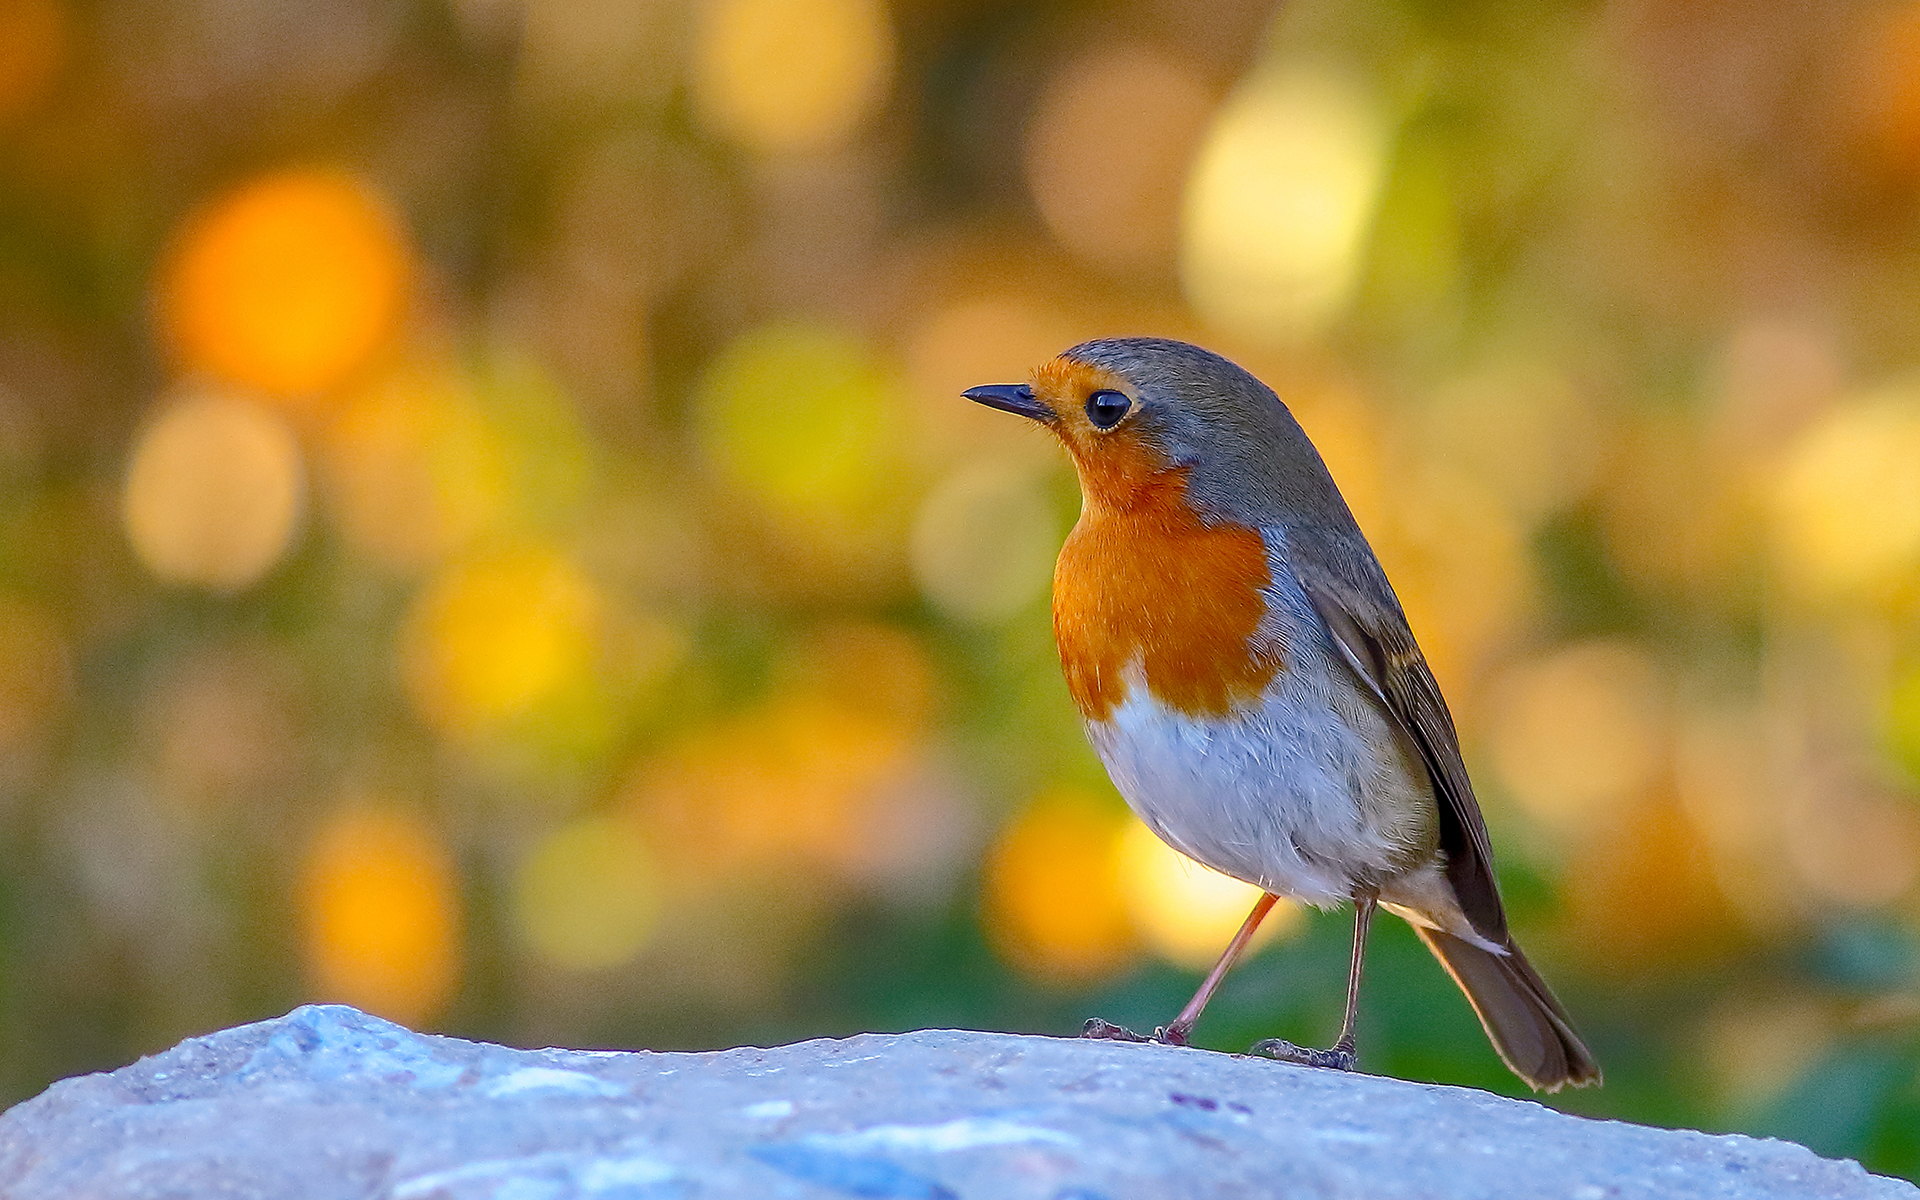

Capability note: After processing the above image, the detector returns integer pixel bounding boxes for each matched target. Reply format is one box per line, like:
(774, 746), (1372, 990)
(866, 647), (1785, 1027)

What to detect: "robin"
(965, 337), (1600, 1092)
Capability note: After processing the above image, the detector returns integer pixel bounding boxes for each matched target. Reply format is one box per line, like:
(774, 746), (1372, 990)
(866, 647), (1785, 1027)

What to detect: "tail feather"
(1415, 927), (1601, 1092)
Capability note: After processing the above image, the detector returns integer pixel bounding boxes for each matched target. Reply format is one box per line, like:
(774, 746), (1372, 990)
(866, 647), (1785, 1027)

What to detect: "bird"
(964, 336), (1600, 1092)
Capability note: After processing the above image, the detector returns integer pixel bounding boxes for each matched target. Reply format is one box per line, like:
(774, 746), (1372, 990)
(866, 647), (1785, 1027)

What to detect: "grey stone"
(0, 1004), (1909, 1199)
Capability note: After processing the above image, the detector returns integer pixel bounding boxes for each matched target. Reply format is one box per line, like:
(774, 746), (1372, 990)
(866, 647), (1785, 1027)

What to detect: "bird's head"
(965, 336), (1331, 525)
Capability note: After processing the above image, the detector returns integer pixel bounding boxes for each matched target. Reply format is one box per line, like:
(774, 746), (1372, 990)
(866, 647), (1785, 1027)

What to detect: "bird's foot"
(1250, 1038), (1356, 1072)
(1082, 1018), (1190, 1047)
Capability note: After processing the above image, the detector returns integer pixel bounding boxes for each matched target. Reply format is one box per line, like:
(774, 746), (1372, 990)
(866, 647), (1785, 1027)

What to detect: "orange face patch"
(1035, 356), (1280, 721)
(1030, 358), (1160, 512)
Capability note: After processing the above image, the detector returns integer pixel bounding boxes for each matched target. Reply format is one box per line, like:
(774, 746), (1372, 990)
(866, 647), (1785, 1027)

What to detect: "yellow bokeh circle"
(695, 321), (912, 558)
(399, 547), (603, 735)
(631, 694), (922, 892)
(321, 366), (510, 570)
(1182, 64), (1389, 343)
(693, 0), (894, 153)
(513, 814), (663, 970)
(910, 458), (1060, 623)
(1116, 820), (1297, 970)
(1772, 384), (1920, 597)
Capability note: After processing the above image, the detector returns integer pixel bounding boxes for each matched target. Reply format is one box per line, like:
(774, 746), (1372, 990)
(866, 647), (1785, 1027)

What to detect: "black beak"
(963, 383), (1053, 423)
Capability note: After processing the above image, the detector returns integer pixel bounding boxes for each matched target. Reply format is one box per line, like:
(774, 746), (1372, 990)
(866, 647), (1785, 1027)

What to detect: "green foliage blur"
(1, 0), (1919, 1182)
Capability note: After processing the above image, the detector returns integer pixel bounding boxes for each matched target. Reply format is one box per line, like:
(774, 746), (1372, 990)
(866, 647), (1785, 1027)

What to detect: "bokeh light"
(1698, 991), (1835, 1115)
(1772, 382), (1920, 598)
(319, 365), (509, 570)
(1598, 411), (1752, 603)
(630, 691), (939, 896)
(981, 791), (1137, 985)
(1024, 44), (1216, 276)
(905, 296), (1097, 467)
(158, 171), (409, 397)
(299, 806), (462, 1025)
(695, 321), (915, 573)
(514, 0), (681, 107)
(1710, 318), (1844, 460)
(1420, 361), (1601, 523)
(1117, 819), (1299, 970)
(1560, 798), (1737, 970)
(692, 0), (894, 154)
(399, 547), (603, 735)
(1181, 63), (1390, 343)
(143, 642), (303, 811)
(1780, 775), (1920, 909)
(122, 388), (305, 590)
(910, 457), (1060, 623)
(1851, 3), (1920, 174)
(1489, 640), (1666, 834)
(514, 814), (663, 971)
(1671, 705), (1792, 935)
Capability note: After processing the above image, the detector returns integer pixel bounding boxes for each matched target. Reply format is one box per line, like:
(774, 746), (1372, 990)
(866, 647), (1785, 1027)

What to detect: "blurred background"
(0, 0), (1918, 1178)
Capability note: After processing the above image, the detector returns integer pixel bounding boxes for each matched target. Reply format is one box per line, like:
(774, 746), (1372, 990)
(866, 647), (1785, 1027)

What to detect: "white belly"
(1084, 608), (1433, 908)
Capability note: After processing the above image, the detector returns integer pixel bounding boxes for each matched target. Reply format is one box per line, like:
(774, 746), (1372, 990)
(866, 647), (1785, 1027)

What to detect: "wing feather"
(1298, 570), (1508, 942)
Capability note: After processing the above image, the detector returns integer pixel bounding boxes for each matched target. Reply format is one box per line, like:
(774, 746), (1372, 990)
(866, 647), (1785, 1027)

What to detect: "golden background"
(0, 0), (1917, 1175)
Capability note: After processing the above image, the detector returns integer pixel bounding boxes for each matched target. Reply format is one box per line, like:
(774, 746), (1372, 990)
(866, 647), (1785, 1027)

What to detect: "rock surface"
(0, 1004), (1910, 1199)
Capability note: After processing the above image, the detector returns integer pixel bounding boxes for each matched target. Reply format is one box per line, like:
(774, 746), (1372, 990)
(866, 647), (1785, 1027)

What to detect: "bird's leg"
(1253, 889), (1377, 1071)
(1083, 892), (1279, 1047)
(1158, 891), (1279, 1046)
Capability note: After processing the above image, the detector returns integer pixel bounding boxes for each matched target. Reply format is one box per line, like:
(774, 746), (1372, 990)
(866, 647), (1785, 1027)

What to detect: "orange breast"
(1052, 469), (1281, 723)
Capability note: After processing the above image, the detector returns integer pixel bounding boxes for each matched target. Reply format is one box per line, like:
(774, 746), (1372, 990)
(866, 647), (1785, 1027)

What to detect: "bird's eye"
(1085, 390), (1131, 430)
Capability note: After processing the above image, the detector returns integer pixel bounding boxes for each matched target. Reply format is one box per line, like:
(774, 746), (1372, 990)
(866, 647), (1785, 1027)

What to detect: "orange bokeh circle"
(158, 170), (410, 398)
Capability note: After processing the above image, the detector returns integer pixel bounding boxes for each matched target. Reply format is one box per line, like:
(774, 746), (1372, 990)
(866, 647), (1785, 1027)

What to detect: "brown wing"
(1298, 572), (1508, 942)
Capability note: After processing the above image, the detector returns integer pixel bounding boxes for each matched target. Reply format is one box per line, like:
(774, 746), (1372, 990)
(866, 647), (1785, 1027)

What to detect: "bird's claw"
(1082, 1018), (1189, 1047)
(1082, 1018), (1149, 1043)
(1250, 1037), (1357, 1072)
